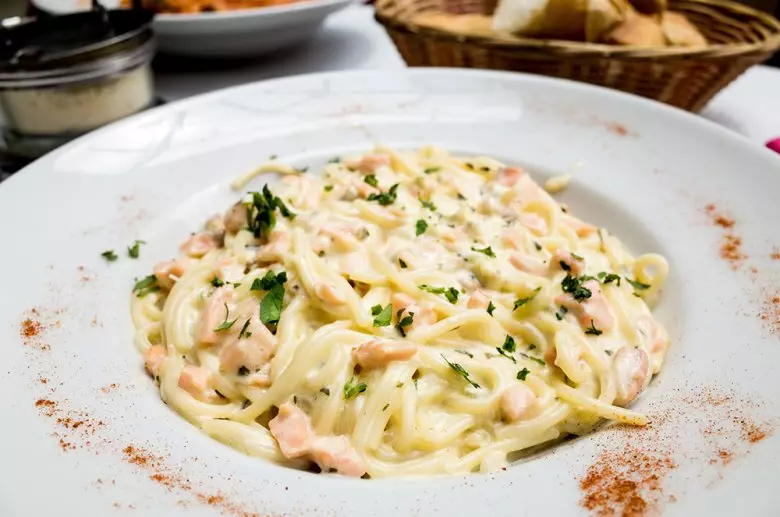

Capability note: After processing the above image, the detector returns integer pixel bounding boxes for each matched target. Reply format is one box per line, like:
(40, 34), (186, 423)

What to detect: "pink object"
(766, 138), (780, 154)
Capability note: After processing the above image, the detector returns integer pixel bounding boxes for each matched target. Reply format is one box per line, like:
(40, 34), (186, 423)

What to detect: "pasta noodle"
(131, 147), (671, 477)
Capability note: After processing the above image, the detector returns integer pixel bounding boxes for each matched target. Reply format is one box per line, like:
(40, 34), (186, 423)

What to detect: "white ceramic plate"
(31, 0), (353, 57)
(2, 69), (779, 517)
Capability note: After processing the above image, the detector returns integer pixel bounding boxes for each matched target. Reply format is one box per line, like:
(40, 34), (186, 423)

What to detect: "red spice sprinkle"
(704, 204), (746, 270)
(759, 293), (780, 336)
(770, 248), (780, 260)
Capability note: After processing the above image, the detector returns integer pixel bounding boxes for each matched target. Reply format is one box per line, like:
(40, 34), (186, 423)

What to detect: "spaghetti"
(131, 147), (670, 477)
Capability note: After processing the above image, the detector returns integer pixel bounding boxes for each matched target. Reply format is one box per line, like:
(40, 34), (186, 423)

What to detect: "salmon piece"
(218, 318), (276, 374)
(255, 231), (290, 263)
(520, 213), (548, 236)
(497, 166), (525, 187)
(346, 154), (390, 174)
(178, 365), (218, 403)
(555, 280), (615, 333)
(224, 203), (248, 234)
(636, 314), (669, 357)
(195, 286), (234, 346)
(143, 345), (167, 379)
(309, 436), (367, 477)
(552, 249), (585, 275)
(153, 258), (189, 291)
(509, 253), (549, 277)
(315, 283), (347, 305)
(502, 228), (524, 250)
(205, 214), (225, 235)
(467, 290), (490, 310)
(352, 339), (417, 370)
(269, 403), (315, 459)
(562, 214), (597, 237)
(391, 293), (437, 331)
(180, 232), (219, 257)
(500, 383), (537, 422)
(612, 347), (651, 406)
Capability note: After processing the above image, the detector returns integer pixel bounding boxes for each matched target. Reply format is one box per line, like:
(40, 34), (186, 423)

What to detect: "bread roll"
(603, 10), (665, 46)
(662, 11), (707, 46)
(586, 0), (629, 42)
(629, 0), (666, 15)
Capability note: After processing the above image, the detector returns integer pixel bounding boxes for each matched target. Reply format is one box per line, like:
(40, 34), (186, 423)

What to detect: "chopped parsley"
(598, 272), (621, 286)
(487, 301), (496, 316)
(237, 366), (250, 376)
(455, 349), (474, 358)
(245, 185), (296, 239)
(328, 157), (341, 164)
(398, 258), (408, 269)
(495, 347), (517, 363)
(626, 278), (651, 291)
(517, 368), (530, 381)
(324, 185), (334, 192)
(441, 355), (480, 389)
(211, 277), (225, 288)
(502, 335), (517, 352)
(367, 183), (399, 206)
(534, 242), (543, 251)
(415, 219), (428, 236)
(419, 285), (459, 304)
(127, 240), (145, 259)
(520, 353), (546, 366)
(371, 303), (392, 327)
(471, 246), (496, 258)
(238, 319), (253, 339)
(555, 306), (568, 321)
(513, 287), (541, 311)
(343, 377), (367, 399)
(396, 382), (404, 388)
(561, 274), (592, 302)
(364, 174), (379, 187)
(424, 167), (440, 174)
(420, 198), (436, 211)
(132, 275), (159, 297)
(320, 387), (331, 396)
(585, 320), (603, 336)
(382, 403), (390, 411)
(396, 310), (414, 337)
(251, 270), (287, 327)
(570, 252), (584, 261)
(559, 260), (572, 272)
(214, 303), (237, 332)
(101, 250), (118, 262)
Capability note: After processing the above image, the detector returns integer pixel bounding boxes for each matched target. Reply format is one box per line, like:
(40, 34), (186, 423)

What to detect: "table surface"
(1, 2), (778, 183)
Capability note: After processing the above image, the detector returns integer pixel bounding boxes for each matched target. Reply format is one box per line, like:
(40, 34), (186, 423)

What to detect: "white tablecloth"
(154, 4), (780, 147)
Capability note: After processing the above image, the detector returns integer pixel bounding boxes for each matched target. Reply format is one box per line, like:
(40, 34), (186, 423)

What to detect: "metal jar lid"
(0, 8), (156, 89)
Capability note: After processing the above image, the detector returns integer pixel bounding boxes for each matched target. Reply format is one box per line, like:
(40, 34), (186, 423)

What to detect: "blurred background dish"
(32, 0), (354, 57)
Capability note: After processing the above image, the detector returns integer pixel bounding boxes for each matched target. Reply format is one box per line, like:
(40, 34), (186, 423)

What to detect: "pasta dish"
(121, 0), (303, 14)
(131, 147), (670, 478)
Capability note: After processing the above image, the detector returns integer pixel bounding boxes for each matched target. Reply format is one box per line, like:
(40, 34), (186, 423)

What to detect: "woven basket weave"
(375, 0), (780, 111)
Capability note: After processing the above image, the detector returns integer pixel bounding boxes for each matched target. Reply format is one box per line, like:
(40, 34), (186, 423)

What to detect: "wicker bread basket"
(375, 0), (780, 111)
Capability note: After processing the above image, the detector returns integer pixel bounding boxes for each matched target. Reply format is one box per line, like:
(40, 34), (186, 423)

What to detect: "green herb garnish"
(513, 287), (541, 311)
(132, 275), (159, 297)
(487, 301), (496, 316)
(398, 258), (408, 269)
(127, 240), (145, 259)
(455, 349), (474, 358)
(343, 377), (367, 399)
(324, 185), (334, 192)
(245, 185), (296, 239)
(320, 387), (330, 395)
(534, 242), (543, 251)
(371, 303), (392, 327)
(626, 278), (651, 291)
(441, 355), (480, 388)
(237, 366), (250, 376)
(211, 277), (225, 288)
(396, 310), (414, 337)
(214, 302), (237, 332)
(496, 347), (517, 363)
(585, 320), (602, 336)
(502, 335), (516, 352)
(415, 219), (428, 236)
(420, 198), (436, 211)
(555, 306), (568, 321)
(471, 246), (496, 258)
(238, 319), (252, 339)
(367, 183), (399, 206)
(419, 285), (459, 304)
(561, 274), (592, 302)
(517, 368), (530, 381)
(251, 270), (287, 327)
(101, 250), (118, 262)
(424, 167), (440, 174)
(364, 174), (379, 187)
